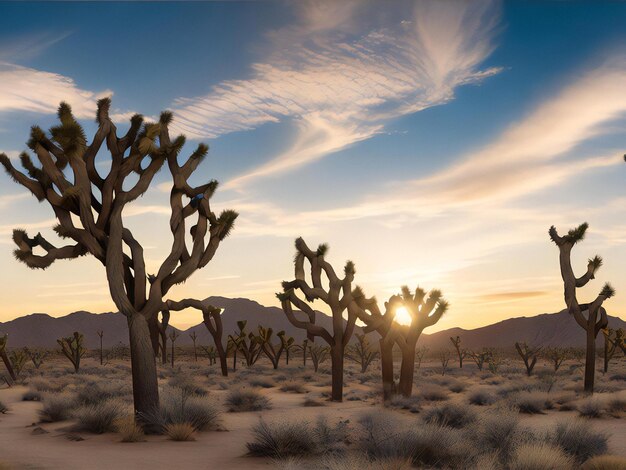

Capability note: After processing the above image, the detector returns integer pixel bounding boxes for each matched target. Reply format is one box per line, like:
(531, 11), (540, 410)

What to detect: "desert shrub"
(606, 394), (626, 415)
(165, 423), (196, 441)
(249, 378), (275, 389)
(313, 416), (349, 454)
(509, 443), (574, 470)
(471, 410), (523, 460)
(448, 380), (466, 393)
(247, 419), (318, 458)
(0, 400), (7, 414)
(578, 397), (604, 418)
(115, 416), (145, 442)
(388, 395), (421, 413)
(508, 391), (551, 414)
(76, 380), (131, 406)
(141, 389), (219, 433)
(317, 454), (412, 470)
(608, 373), (626, 382)
(39, 393), (77, 422)
(303, 398), (324, 407)
(550, 419), (608, 462)
(468, 387), (497, 406)
(423, 403), (477, 429)
(581, 455), (626, 470)
(226, 389), (272, 412)
(73, 400), (125, 434)
(28, 378), (64, 393)
(419, 384), (449, 401)
(280, 382), (306, 394)
(168, 371), (207, 397)
(22, 389), (43, 402)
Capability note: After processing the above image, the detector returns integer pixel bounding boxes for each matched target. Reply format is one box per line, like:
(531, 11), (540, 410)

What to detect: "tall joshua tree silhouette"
(549, 223), (613, 394)
(0, 99), (238, 418)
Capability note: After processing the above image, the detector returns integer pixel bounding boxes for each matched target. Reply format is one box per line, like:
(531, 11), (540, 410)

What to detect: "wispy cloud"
(170, 0), (501, 188)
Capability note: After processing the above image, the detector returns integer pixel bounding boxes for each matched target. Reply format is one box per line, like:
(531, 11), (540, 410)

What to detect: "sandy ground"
(1, 357), (625, 469)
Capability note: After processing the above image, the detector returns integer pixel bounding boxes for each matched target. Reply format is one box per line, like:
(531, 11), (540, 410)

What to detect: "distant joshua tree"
(201, 345), (218, 365)
(189, 331), (199, 362)
(439, 350), (451, 376)
(26, 348), (48, 369)
(97, 330), (104, 365)
(279, 332), (295, 365)
(58, 331), (86, 372)
(168, 329), (180, 367)
(1, 100), (238, 417)
(469, 349), (491, 371)
(415, 347), (428, 369)
(296, 339), (309, 367)
(278, 238), (361, 402)
(346, 333), (379, 373)
(549, 223), (614, 394)
(543, 347), (571, 372)
(602, 328), (625, 373)
(254, 327), (287, 369)
(0, 335), (16, 381)
(450, 336), (467, 368)
(9, 349), (28, 377)
(515, 342), (542, 376)
(309, 344), (329, 372)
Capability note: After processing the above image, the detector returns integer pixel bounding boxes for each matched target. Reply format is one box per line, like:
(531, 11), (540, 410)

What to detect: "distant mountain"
(0, 297), (624, 350)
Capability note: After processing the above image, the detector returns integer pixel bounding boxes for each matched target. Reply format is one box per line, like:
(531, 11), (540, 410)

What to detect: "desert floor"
(1, 355), (625, 469)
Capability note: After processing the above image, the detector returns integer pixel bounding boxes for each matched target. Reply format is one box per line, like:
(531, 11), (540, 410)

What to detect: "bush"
(39, 393), (77, 422)
(76, 380), (131, 405)
(578, 397), (604, 418)
(423, 403), (477, 429)
(22, 389), (43, 402)
(140, 389), (219, 433)
(280, 382), (306, 394)
(303, 398), (324, 407)
(419, 384), (449, 401)
(115, 416), (145, 442)
(581, 455), (626, 470)
(388, 395), (421, 413)
(73, 400), (125, 434)
(247, 419), (317, 458)
(550, 419), (609, 462)
(471, 410), (522, 460)
(448, 380), (466, 393)
(606, 395), (626, 415)
(468, 387), (496, 406)
(608, 373), (626, 382)
(317, 454), (412, 470)
(226, 389), (272, 412)
(249, 378), (275, 389)
(168, 372), (207, 397)
(509, 443), (574, 470)
(165, 422), (196, 441)
(509, 391), (551, 414)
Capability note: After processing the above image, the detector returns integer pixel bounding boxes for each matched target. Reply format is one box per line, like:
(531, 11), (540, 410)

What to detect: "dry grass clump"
(140, 389), (219, 433)
(226, 388), (272, 412)
(249, 378), (275, 389)
(314, 454), (412, 470)
(471, 410), (524, 461)
(550, 419), (608, 463)
(577, 397), (604, 418)
(22, 389), (43, 402)
(76, 379), (131, 406)
(468, 387), (497, 406)
(280, 381), (307, 393)
(608, 373), (626, 382)
(28, 377), (65, 393)
(387, 395), (421, 413)
(581, 455), (626, 470)
(73, 400), (125, 434)
(164, 422), (196, 441)
(303, 397), (325, 407)
(423, 403), (477, 429)
(508, 443), (574, 470)
(168, 371), (207, 397)
(508, 391), (552, 414)
(39, 393), (77, 422)
(606, 393), (626, 416)
(418, 384), (449, 401)
(114, 416), (145, 442)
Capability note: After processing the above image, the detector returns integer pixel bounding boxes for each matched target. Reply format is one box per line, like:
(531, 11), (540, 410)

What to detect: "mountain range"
(0, 296), (624, 350)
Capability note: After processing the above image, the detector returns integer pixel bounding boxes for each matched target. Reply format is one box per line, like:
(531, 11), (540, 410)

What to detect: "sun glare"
(394, 306), (412, 325)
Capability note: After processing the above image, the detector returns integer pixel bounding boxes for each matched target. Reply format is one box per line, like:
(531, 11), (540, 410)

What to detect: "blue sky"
(1, 1), (625, 330)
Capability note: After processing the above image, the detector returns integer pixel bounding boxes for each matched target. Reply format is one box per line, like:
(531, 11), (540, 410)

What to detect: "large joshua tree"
(549, 223), (614, 394)
(278, 238), (360, 402)
(0, 99), (238, 417)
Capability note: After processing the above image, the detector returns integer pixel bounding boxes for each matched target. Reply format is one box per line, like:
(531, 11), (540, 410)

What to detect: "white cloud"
(170, 0), (501, 188)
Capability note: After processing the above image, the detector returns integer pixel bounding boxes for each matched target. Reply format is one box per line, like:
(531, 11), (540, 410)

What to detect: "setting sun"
(395, 306), (412, 326)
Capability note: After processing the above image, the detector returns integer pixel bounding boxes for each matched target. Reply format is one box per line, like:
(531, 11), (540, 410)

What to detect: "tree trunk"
(215, 341), (228, 377)
(603, 337), (609, 373)
(584, 326), (596, 394)
(99, 336), (103, 366)
(0, 350), (16, 381)
(380, 339), (395, 401)
(330, 346), (344, 402)
(232, 349), (237, 371)
(459, 354), (463, 368)
(127, 313), (160, 426)
(398, 345), (417, 397)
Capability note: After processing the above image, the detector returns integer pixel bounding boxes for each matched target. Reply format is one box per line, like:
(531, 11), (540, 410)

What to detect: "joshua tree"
(201, 345), (217, 365)
(549, 223), (614, 394)
(97, 330), (104, 365)
(255, 327), (287, 369)
(439, 350), (451, 376)
(58, 331), (86, 372)
(515, 342), (542, 376)
(309, 344), (329, 372)
(278, 238), (361, 402)
(346, 333), (379, 373)
(9, 349), (28, 377)
(296, 338), (309, 367)
(487, 348), (503, 374)
(156, 310), (171, 365)
(279, 332), (295, 365)
(602, 328), (625, 373)
(169, 329), (180, 367)
(543, 347), (572, 372)
(415, 347), (428, 369)
(469, 349), (492, 371)
(228, 320), (263, 368)
(189, 331), (199, 362)
(0, 335), (16, 381)
(1, 99), (238, 417)
(26, 348), (48, 369)
(450, 336), (467, 368)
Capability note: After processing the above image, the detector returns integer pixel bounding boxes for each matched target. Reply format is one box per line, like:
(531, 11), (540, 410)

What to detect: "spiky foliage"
(549, 223), (613, 394)
(57, 331), (86, 373)
(227, 320), (263, 368)
(252, 326), (287, 369)
(1, 99), (238, 418)
(9, 349), (28, 377)
(25, 348), (48, 369)
(346, 334), (379, 373)
(278, 331), (296, 365)
(515, 342), (542, 376)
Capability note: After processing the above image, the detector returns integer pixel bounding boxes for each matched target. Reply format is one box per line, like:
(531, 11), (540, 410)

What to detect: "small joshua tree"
(549, 223), (614, 394)
(189, 331), (199, 362)
(254, 327), (286, 369)
(439, 350), (451, 376)
(278, 238), (361, 402)
(26, 348), (48, 369)
(543, 347), (572, 372)
(415, 347), (428, 369)
(0, 335), (16, 381)
(9, 349), (28, 377)
(450, 336), (467, 368)
(201, 345), (217, 365)
(169, 329), (180, 367)
(515, 342), (541, 376)
(279, 332), (295, 365)
(58, 332), (86, 372)
(1, 99), (238, 417)
(602, 328), (625, 373)
(469, 349), (491, 371)
(296, 339), (309, 367)
(97, 330), (104, 365)
(309, 344), (329, 373)
(346, 334), (379, 373)
(228, 320), (263, 368)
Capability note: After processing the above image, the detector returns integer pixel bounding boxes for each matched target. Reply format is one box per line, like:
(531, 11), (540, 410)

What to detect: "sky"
(0, 0), (625, 331)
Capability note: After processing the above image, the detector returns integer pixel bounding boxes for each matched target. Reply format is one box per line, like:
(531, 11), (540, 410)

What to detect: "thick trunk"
(584, 326), (596, 394)
(330, 346), (344, 402)
(380, 339), (395, 401)
(232, 349), (237, 371)
(127, 313), (160, 426)
(603, 338), (609, 373)
(459, 354), (463, 368)
(215, 341), (228, 377)
(398, 345), (417, 397)
(1, 350), (16, 381)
